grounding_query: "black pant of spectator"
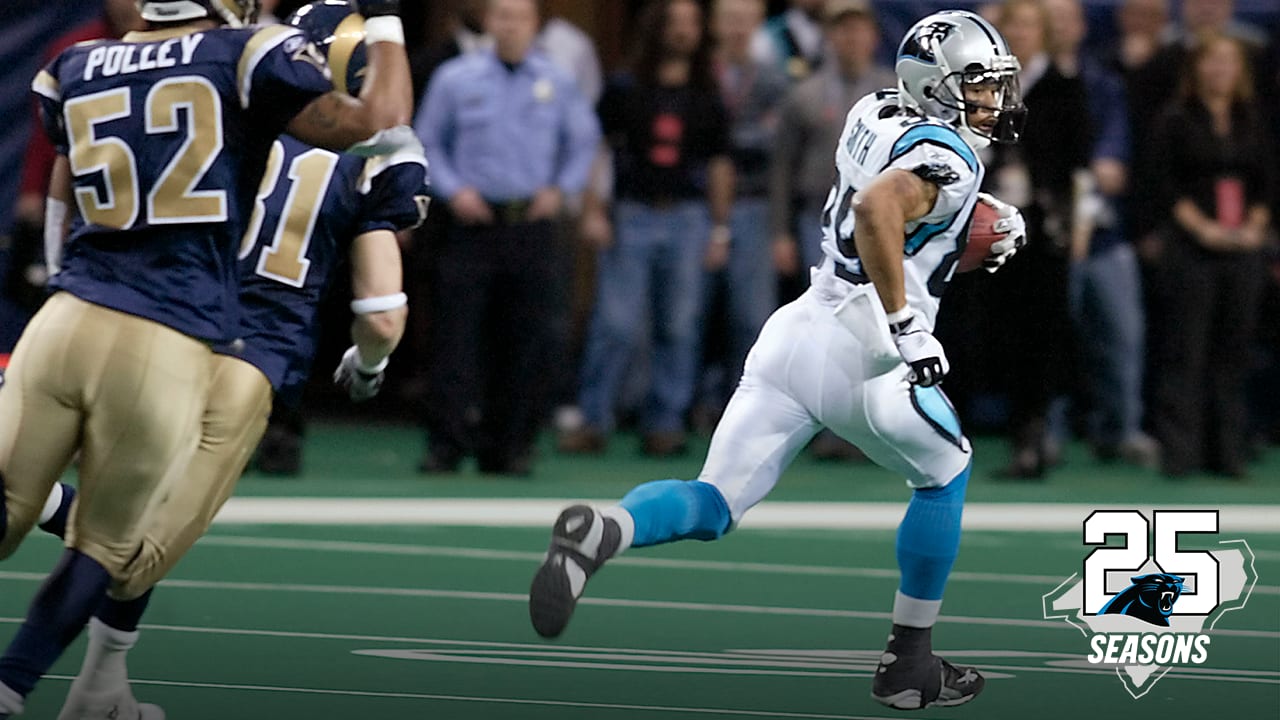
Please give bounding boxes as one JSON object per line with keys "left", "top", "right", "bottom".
{"left": 424, "top": 211, "right": 558, "bottom": 474}
{"left": 1151, "top": 237, "right": 1264, "bottom": 477}
{"left": 990, "top": 237, "right": 1073, "bottom": 477}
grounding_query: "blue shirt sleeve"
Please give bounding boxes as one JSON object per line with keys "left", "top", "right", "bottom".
{"left": 414, "top": 63, "right": 464, "bottom": 200}
{"left": 358, "top": 159, "right": 431, "bottom": 235}
{"left": 554, "top": 72, "right": 601, "bottom": 194}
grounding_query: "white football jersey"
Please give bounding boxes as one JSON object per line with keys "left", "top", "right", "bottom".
{"left": 818, "top": 89, "right": 984, "bottom": 329}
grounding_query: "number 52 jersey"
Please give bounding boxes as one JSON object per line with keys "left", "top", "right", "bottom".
{"left": 31, "top": 24, "right": 334, "bottom": 343}
{"left": 818, "top": 89, "right": 985, "bottom": 330}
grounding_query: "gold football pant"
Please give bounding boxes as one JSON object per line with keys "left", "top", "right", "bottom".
{"left": 0, "top": 292, "right": 211, "bottom": 575}
{"left": 112, "top": 354, "right": 272, "bottom": 600}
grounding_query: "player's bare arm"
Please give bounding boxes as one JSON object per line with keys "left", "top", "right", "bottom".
{"left": 349, "top": 229, "right": 407, "bottom": 366}
{"left": 334, "top": 228, "right": 408, "bottom": 401}
{"left": 287, "top": 4, "right": 413, "bottom": 151}
{"left": 851, "top": 169, "right": 939, "bottom": 315}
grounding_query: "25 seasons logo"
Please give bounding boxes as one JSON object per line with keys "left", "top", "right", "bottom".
{"left": 1043, "top": 510, "right": 1257, "bottom": 698}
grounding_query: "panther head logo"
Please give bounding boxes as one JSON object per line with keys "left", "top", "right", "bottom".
{"left": 1099, "top": 573, "right": 1185, "bottom": 626}
{"left": 900, "top": 21, "right": 957, "bottom": 65}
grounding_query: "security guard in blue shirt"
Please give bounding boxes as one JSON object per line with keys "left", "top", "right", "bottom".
{"left": 415, "top": 0, "right": 600, "bottom": 474}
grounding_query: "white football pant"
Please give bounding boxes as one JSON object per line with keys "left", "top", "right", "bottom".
{"left": 697, "top": 275, "right": 973, "bottom": 522}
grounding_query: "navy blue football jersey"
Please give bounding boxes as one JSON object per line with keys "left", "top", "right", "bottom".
{"left": 230, "top": 134, "right": 428, "bottom": 400}
{"left": 32, "top": 25, "right": 333, "bottom": 342}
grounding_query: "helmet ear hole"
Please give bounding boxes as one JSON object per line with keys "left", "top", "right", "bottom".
{"left": 922, "top": 84, "right": 935, "bottom": 99}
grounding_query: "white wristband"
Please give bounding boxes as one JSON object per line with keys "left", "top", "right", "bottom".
{"left": 44, "top": 197, "right": 68, "bottom": 276}
{"left": 363, "top": 16, "right": 405, "bottom": 46}
{"left": 350, "top": 292, "right": 407, "bottom": 315}
{"left": 885, "top": 306, "right": 913, "bottom": 325}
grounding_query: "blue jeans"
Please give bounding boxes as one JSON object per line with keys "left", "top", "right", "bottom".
{"left": 704, "top": 198, "right": 777, "bottom": 403}
{"left": 1069, "top": 243, "right": 1146, "bottom": 447}
{"left": 578, "top": 200, "right": 711, "bottom": 433}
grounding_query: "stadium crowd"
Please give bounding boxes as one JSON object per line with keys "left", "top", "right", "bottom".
{"left": 3, "top": 0, "right": 1278, "bottom": 480}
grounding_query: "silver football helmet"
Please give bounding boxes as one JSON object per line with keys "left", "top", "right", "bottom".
{"left": 137, "top": 0, "right": 260, "bottom": 27}
{"left": 895, "top": 10, "right": 1026, "bottom": 149}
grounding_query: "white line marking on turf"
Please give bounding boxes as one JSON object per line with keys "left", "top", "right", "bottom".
{"left": 0, "top": 574, "right": 1274, "bottom": 638}
{"left": 16, "top": 622, "right": 1274, "bottom": 686}
{"left": 192, "top": 535, "right": 1280, "bottom": 595}
{"left": 350, "top": 649, "right": 874, "bottom": 678}
{"left": 38, "top": 675, "right": 901, "bottom": 719}
{"left": 211, "top": 498, "right": 1280, "bottom": 532}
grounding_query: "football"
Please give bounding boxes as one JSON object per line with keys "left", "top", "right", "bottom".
{"left": 957, "top": 200, "right": 1004, "bottom": 273}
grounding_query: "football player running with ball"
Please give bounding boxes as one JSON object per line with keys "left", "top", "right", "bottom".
{"left": 530, "top": 10, "right": 1028, "bottom": 711}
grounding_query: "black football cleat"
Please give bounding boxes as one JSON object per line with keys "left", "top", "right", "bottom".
{"left": 529, "top": 505, "right": 621, "bottom": 638}
{"left": 871, "top": 627, "right": 984, "bottom": 710}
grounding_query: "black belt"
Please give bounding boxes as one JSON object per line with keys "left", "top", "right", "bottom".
{"left": 833, "top": 262, "right": 871, "bottom": 285}
{"left": 487, "top": 199, "right": 533, "bottom": 226}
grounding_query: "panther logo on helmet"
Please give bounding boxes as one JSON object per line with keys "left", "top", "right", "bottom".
{"left": 895, "top": 10, "right": 1026, "bottom": 149}
{"left": 137, "top": 0, "right": 260, "bottom": 28}
{"left": 898, "top": 21, "right": 956, "bottom": 65}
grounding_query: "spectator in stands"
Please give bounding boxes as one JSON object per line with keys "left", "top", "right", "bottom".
{"left": 5, "top": 0, "right": 141, "bottom": 314}
{"left": 1131, "top": 0, "right": 1271, "bottom": 241}
{"left": 417, "top": 0, "right": 601, "bottom": 474}
{"left": 698, "top": 0, "right": 788, "bottom": 417}
{"left": 754, "top": 0, "right": 826, "bottom": 81}
{"left": 1109, "top": 0, "right": 1170, "bottom": 244}
{"left": 411, "top": 0, "right": 488, "bottom": 108}
{"left": 1046, "top": 0, "right": 1159, "bottom": 468}
{"left": 770, "top": 0, "right": 894, "bottom": 279}
{"left": 559, "top": 0, "right": 735, "bottom": 457}
{"left": 536, "top": 10, "right": 605, "bottom": 431}
{"left": 1165, "top": 0, "right": 1271, "bottom": 51}
{"left": 989, "top": 0, "right": 1091, "bottom": 478}
{"left": 538, "top": 13, "right": 605, "bottom": 107}
{"left": 1149, "top": 33, "right": 1275, "bottom": 478}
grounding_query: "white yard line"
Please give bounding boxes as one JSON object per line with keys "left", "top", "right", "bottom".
{"left": 211, "top": 498, "right": 1280, "bottom": 532}
{"left": 37, "top": 675, "right": 902, "bottom": 719}
{"left": 0, "top": 574, "right": 1274, "bottom": 638}
{"left": 191, "top": 534, "right": 1280, "bottom": 596}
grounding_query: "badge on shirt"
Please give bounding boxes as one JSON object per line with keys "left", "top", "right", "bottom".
{"left": 533, "top": 78, "right": 554, "bottom": 103}
{"left": 787, "top": 57, "right": 811, "bottom": 79}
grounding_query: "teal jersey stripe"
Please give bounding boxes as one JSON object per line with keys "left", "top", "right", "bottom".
{"left": 890, "top": 124, "right": 977, "bottom": 173}
{"left": 904, "top": 217, "right": 952, "bottom": 254}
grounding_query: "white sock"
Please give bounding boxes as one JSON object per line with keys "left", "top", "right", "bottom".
{"left": 38, "top": 483, "right": 63, "bottom": 525}
{"left": 72, "top": 618, "right": 138, "bottom": 696}
{"left": 892, "top": 590, "right": 943, "bottom": 628}
{"left": 0, "top": 681, "right": 22, "bottom": 714}
{"left": 600, "top": 506, "right": 635, "bottom": 557}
